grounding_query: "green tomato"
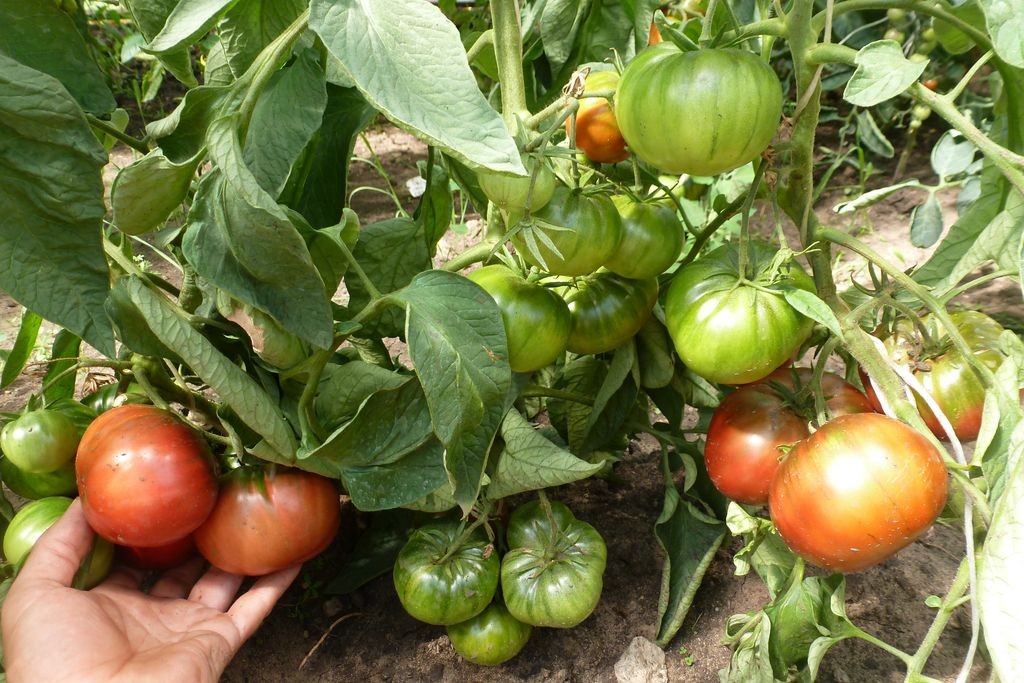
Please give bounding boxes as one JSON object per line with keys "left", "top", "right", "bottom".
{"left": 512, "top": 187, "right": 623, "bottom": 276}
{"left": 562, "top": 272, "right": 659, "bottom": 355}
{"left": 447, "top": 602, "right": 532, "bottom": 666}
{"left": 603, "top": 196, "right": 684, "bottom": 279}
{"left": 393, "top": 521, "right": 499, "bottom": 626}
{"left": 664, "top": 241, "right": 815, "bottom": 384}
{"left": 0, "top": 457, "right": 77, "bottom": 499}
{"left": 501, "top": 500, "right": 607, "bottom": 628}
{"left": 478, "top": 156, "right": 556, "bottom": 215}
{"left": 0, "top": 410, "right": 81, "bottom": 474}
{"left": 615, "top": 45, "right": 783, "bottom": 176}
{"left": 3, "top": 497, "right": 114, "bottom": 588}
{"left": 468, "top": 265, "right": 570, "bottom": 373}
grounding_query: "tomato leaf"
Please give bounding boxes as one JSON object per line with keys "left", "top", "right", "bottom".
{"left": 40, "top": 330, "right": 82, "bottom": 403}
{"left": 341, "top": 440, "right": 449, "bottom": 511}
{"left": 122, "top": 277, "right": 297, "bottom": 458}
{"left": 549, "top": 355, "right": 639, "bottom": 456}
{"left": 855, "top": 109, "right": 894, "bottom": 159}
{"left": 325, "top": 510, "right": 415, "bottom": 595}
{"left": 486, "top": 410, "right": 603, "bottom": 500}
{"left": 843, "top": 40, "right": 926, "bottom": 107}
{"left": 390, "top": 271, "right": 512, "bottom": 512}
{"left": 123, "top": 0, "right": 197, "bottom": 86}
{"left": 0, "top": 1, "right": 115, "bottom": 115}
{"left": 780, "top": 287, "right": 844, "bottom": 341}
{"left": 720, "top": 612, "right": 774, "bottom": 683}
{"left": 218, "top": 0, "right": 307, "bottom": 76}
{"left": 725, "top": 503, "right": 795, "bottom": 598}
{"left": 0, "top": 55, "right": 115, "bottom": 357}
{"left": 310, "top": 0, "right": 524, "bottom": 175}
{"left": 541, "top": 0, "right": 588, "bottom": 72}
{"left": 978, "top": 0, "right": 1024, "bottom": 67}
{"left": 147, "top": 0, "right": 240, "bottom": 54}
{"left": 637, "top": 316, "right": 676, "bottom": 389}
{"left": 976, "top": 359, "right": 1024, "bottom": 503}
{"left": 931, "top": 130, "right": 978, "bottom": 180}
{"left": 909, "top": 193, "right": 945, "bottom": 248}
{"left": 414, "top": 160, "right": 453, "bottom": 256}
{"left": 314, "top": 361, "right": 410, "bottom": 432}
{"left": 932, "top": 3, "right": 986, "bottom": 55}
{"left": 0, "top": 310, "right": 42, "bottom": 390}
{"left": 147, "top": 85, "right": 234, "bottom": 163}
{"left": 654, "top": 467, "right": 726, "bottom": 646}
{"left": 111, "top": 152, "right": 201, "bottom": 236}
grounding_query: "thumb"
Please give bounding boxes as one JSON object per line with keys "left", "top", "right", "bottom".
{"left": 16, "top": 499, "right": 96, "bottom": 587}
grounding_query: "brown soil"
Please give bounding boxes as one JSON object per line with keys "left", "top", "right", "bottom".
{"left": 2, "top": 123, "right": 1015, "bottom": 682}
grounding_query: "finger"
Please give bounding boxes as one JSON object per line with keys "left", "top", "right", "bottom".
{"left": 188, "top": 566, "right": 244, "bottom": 611}
{"left": 226, "top": 564, "right": 301, "bottom": 643}
{"left": 16, "top": 499, "right": 95, "bottom": 587}
{"left": 148, "top": 557, "right": 207, "bottom": 599}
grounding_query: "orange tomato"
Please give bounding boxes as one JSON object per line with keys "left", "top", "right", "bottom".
{"left": 566, "top": 71, "right": 629, "bottom": 164}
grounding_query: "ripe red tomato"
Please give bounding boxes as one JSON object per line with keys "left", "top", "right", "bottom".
{"left": 194, "top": 467, "right": 340, "bottom": 576}
{"left": 769, "top": 413, "right": 948, "bottom": 572}
{"left": 76, "top": 405, "right": 218, "bottom": 547}
{"left": 705, "top": 368, "right": 874, "bottom": 505}
{"left": 567, "top": 71, "right": 629, "bottom": 164}
{"left": 117, "top": 535, "right": 197, "bottom": 571}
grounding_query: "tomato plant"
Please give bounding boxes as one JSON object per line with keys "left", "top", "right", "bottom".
{"left": 0, "top": 409, "right": 80, "bottom": 474}
{"left": 194, "top": 467, "right": 339, "bottom": 576}
{"left": 705, "top": 367, "right": 874, "bottom": 505}
{"left": 615, "top": 44, "right": 783, "bottom": 176}
{"left": 501, "top": 499, "right": 606, "bottom": 628}
{"left": 603, "top": 195, "right": 684, "bottom": 279}
{"left": 468, "top": 264, "right": 570, "bottom": 372}
{"left": 512, "top": 186, "right": 623, "bottom": 276}
{"left": 393, "top": 520, "right": 499, "bottom": 626}
{"left": 0, "top": 457, "right": 77, "bottom": 499}
{"left": 567, "top": 71, "right": 629, "bottom": 164}
{"left": 665, "top": 241, "right": 815, "bottom": 384}
{"left": 562, "top": 271, "right": 658, "bottom": 355}
{"left": 76, "top": 405, "right": 219, "bottom": 547}
{"left": 769, "top": 413, "right": 949, "bottom": 572}
{"left": 447, "top": 602, "right": 532, "bottom": 666}
{"left": 3, "top": 497, "right": 113, "bottom": 588}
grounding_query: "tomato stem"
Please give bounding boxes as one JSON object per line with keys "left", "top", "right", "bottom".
{"left": 490, "top": 0, "right": 530, "bottom": 128}
{"left": 904, "top": 557, "right": 971, "bottom": 679}
{"left": 85, "top": 114, "right": 150, "bottom": 154}
{"left": 437, "top": 506, "right": 492, "bottom": 565}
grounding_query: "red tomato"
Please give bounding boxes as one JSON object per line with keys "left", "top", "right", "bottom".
{"left": 704, "top": 368, "right": 873, "bottom": 505}
{"left": 567, "top": 71, "right": 629, "bottom": 164}
{"left": 769, "top": 413, "right": 948, "bottom": 572}
{"left": 194, "top": 467, "right": 340, "bottom": 576}
{"left": 117, "top": 535, "right": 197, "bottom": 571}
{"left": 76, "top": 405, "right": 218, "bottom": 547}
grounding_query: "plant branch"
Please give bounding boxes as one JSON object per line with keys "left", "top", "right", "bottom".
{"left": 905, "top": 558, "right": 971, "bottom": 679}
{"left": 86, "top": 114, "right": 150, "bottom": 154}
{"left": 465, "top": 29, "right": 494, "bottom": 64}
{"left": 442, "top": 241, "right": 495, "bottom": 272}
{"left": 490, "top": 0, "right": 530, "bottom": 127}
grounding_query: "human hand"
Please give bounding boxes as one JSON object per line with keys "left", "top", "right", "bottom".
{"left": 1, "top": 499, "right": 299, "bottom": 683}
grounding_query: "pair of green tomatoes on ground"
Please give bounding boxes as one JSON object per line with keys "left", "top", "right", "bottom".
{"left": 393, "top": 500, "right": 606, "bottom": 666}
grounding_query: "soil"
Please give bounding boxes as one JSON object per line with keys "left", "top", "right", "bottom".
{"left": 2, "top": 121, "right": 1016, "bottom": 682}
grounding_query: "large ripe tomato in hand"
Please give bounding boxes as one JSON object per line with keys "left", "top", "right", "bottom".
{"left": 1, "top": 409, "right": 81, "bottom": 474}
{"left": 194, "top": 467, "right": 340, "bottom": 576}
{"left": 615, "top": 44, "right": 783, "bottom": 176}
{"left": 468, "top": 265, "right": 571, "bottom": 373}
{"left": 665, "top": 241, "right": 814, "bottom": 384}
{"left": 603, "top": 195, "right": 684, "bottom": 279}
{"left": 769, "top": 413, "right": 948, "bottom": 572}
{"left": 562, "top": 271, "right": 659, "bottom": 355}
{"left": 76, "top": 405, "right": 218, "bottom": 547}
{"left": 567, "top": 71, "right": 629, "bottom": 164}
{"left": 705, "top": 368, "right": 874, "bottom": 505}
{"left": 512, "top": 187, "right": 622, "bottom": 276}
{"left": 867, "top": 311, "right": 1011, "bottom": 441}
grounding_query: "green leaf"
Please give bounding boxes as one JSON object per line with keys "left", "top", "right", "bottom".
{"left": 726, "top": 503, "right": 795, "bottom": 598}
{"left": 111, "top": 151, "right": 201, "bottom": 236}
{"left": 147, "top": 85, "right": 233, "bottom": 163}
{"left": 541, "top": 0, "right": 586, "bottom": 72}
{"left": 781, "top": 287, "right": 844, "bottom": 340}
{"left": 637, "top": 316, "right": 675, "bottom": 389}
{"left": 414, "top": 161, "right": 453, "bottom": 255}
{"left": 279, "top": 84, "right": 377, "bottom": 228}
{"left": 325, "top": 510, "right": 415, "bottom": 594}
{"left": 855, "top": 109, "right": 894, "bottom": 159}
{"left": 40, "top": 330, "right": 81, "bottom": 402}
{"left": 390, "top": 271, "right": 512, "bottom": 512}
{"left": 0, "top": 1, "right": 115, "bottom": 115}
{"left": 486, "top": 410, "right": 603, "bottom": 499}
{"left": 342, "top": 440, "right": 448, "bottom": 511}
{"left": 183, "top": 116, "right": 334, "bottom": 349}
{"left": 932, "top": 3, "right": 986, "bottom": 55}
{"left": 314, "top": 361, "right": 410, "bottom": 431}
{"left": 979, "top": 0, "right": 1024, "bottom": 67}
{"left": 931, "top": 130, "right": 978, "bottom": 179}
{"left": 147, "top": 0, "right": 240, "bottom": 54}
{"left": 105, "top": 279, "right": 180, "bottom": 362}
{"left": 217, "top": 0, "right": 306, "bottom": 76}
{"left": 720, "top": 612, "right": 774, "bottom": 683}
{"left": 976, "top": 360, "right": 1024, "bottom": 502}
{"left": 310, "top": 0, "right": 524, "bottom": 175}
{"left": 0, "top": 55, "right": 114, "bottom": 357}
{"left": 123, "top": 0, "right": 197, "bottom": 86}
{"left": 0, "top": 310, "right": 42, "bottom": 390}
{"left": 290, "top": 208, "right": 359, "bottom": 299}
{"left": 243, "top": 49, "right": 327, "bottom": 198}
{"left": 843, "top": 40, "right": 926, "bottom": 107}
{"left": 909, "top": 193, "right": 944, "bottom": 248}
{"left": 654, "top": 477, "right": 726, "bottom": 646}
{"left": 304, "top": 379, "right": 434, "bottom": 470}
{"left": 122, "top": 277, "right": 297, "bottom": 457}
{"left": 346, "top": 218, "right": 431, "bottom": 338}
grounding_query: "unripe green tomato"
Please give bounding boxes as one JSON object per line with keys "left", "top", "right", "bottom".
{"left": 4, "top": 497, "right": 114, "bottom": 588}
{"left": 468, "top": 265, "right": 570, "bottom": 373}
{"left": 921, "top": 27, "right": 937, "bottom": 42}
{"left": 604, "top": 196, "right": 684, "bottom": 279}
{"left": 0, "top": 410, "right": 81, "bottom": 474}
{"left": 916, "top": 41, "right": 937, "bottom": 55}
{"left": 884, "top": 28, "right": 905, "bottom": 42}
{"left": 909, "top": 119, "right": 923, "bottom": 131}
{"left": 0, "top": 457, "right": 77, "bottom": 499}
{"left": 886, "top": 8, "right": 907, "bottom": 23}
{"left": 912, "top": 104, "right": 932, "bottom": 121}
{"left": 447, "top": 602, "right": 532, "bottom": 666}
{"left": 562, "top": 272, "right": 659, "bottom": 355}
{"left": 478, "top": 157, "right": 556, "bottom": 214}
{"left": 909, "top": 53, "right": 930, "bottom": 64}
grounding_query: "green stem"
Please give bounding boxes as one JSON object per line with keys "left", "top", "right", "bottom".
{"left": 671, "top": 191, "right": 748, "bottom": 273}
{"left": 524, "top": 95, "right": 576, "bottom": 132}
{"left": 950, "top": 470, "right": 992, "bottom": 526}
{"left": 940, "top": 269, "right": 1017, "bottom": 304}
{"left": 905, "top": 558, "right": 971, "bottom": 679}
{"left": 737, "top": 159, "right": 768, "bottom": 280}
{"left": 813, "top": 0, "right": 991, "bottom": 52}
{"left": 296, "top": 348, "right": 335, "bottom": 441}
{"left": 86, "top": 114, "right": 150, "bottom": 154}
{"left": 442, "top": 241, "right": 495, "bottom": 272}
{"left": 946, "top": 51, "right": 994, "bottom": 103}
{"left": 490, "top": 0, "right": 530, "bottom": 127}
{"left": 699, "top": 0, "right": 721, "bottom": 46}
{"left": 854, "top": 628, "right": 914, "bottom": 665}
{"left": 437, "top": 509, "right": 492, "bottom": 564}
{"left": 465, "top": 29, "right": 494, "bottom": 64}
{"left": 337, "top": 234, "right": 381, "bottom": 301}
